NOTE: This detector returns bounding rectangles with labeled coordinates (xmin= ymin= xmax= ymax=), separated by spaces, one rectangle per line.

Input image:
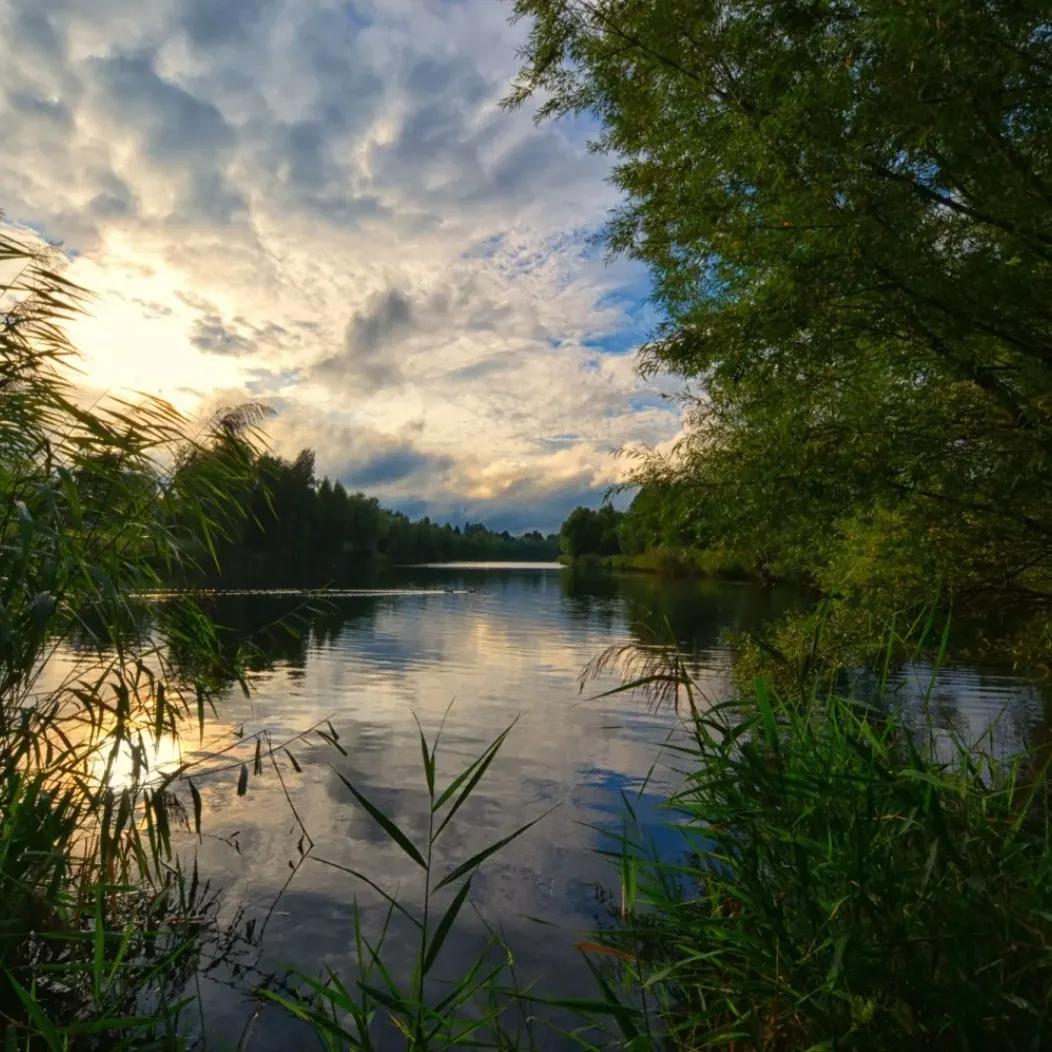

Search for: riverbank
xmin=562 ymin=545 xmax=779 ymax=582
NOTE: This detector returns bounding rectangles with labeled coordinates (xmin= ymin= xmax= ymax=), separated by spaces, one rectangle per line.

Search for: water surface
xmin=75 ymin=565 xmax=1048 ymax=1046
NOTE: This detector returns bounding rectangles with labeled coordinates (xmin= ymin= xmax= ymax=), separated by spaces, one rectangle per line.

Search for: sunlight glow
xmin=89 ymin=733 xmax=184 ymax=791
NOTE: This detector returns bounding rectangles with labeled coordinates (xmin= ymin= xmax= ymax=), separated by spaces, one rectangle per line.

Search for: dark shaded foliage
xmin=509 ymin=0 xmax=1052 ymax=667
xmin=187 ymin=451 xmax=559 ymax=587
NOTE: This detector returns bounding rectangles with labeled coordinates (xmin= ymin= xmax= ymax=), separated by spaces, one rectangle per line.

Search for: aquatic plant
xmin=0 ymin=224 xmax=273 ymax=1046
xmin=259 ymin=713 xmax=556 ymax=1049
xmin=587 ymin=669 xmax=1052 ymax=1049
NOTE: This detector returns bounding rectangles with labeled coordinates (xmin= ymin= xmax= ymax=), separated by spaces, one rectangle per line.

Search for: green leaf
xmin=433 ymin=723 xmax=516 ymax=840
xmin=92 ymin=892 xmax=105 ymax=1003
xmin=516 ymin=991 xmax=643 ymax=1024
xmin=434 ymin=810 xmax=549 ymax=891
xmin=3 ymin=972 xmax=64 ymax=1051
xmin=754 ymin=677 xmax=779 ymax=750
xmin=413 ymin=714 xmax=435 ymax=798
xmin=423 ymin=878 xmax=472 ymax=975
xmin=333 ymin=770 xmax=426 ymax=868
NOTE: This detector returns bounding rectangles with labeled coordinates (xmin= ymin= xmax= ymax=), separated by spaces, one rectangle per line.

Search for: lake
xmin=80 ymin=563 xmax=1050 ymax=1047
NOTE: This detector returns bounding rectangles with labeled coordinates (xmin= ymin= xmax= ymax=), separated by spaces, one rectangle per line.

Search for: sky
xmin=0 ymin=0 xmax=682 ymax=533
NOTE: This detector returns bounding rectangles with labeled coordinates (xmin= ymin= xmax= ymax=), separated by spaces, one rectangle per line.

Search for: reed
xmin=0 ymin=225 xmax=269 ymax=1047
xmin=588 ymin=684 xmax=1052 ymax=1049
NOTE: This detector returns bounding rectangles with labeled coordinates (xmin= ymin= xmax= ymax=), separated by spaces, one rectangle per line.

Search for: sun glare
xmin=90 ymin=732 xmax=184 ymax=791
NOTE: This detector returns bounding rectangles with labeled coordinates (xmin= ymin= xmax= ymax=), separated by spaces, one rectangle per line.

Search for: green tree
xmin=510 ymin=0 xmax=1052 ymax=658
xmin=560 ymin=504 xmax=624 ymax=557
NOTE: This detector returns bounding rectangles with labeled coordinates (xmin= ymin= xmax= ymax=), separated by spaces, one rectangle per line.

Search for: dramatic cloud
xmin=190 ymin=314 xmax=253 ymax=355
xmin=0 ymin=0 xmax=682 ymax=531
xmin=316 ymin=288 xmax=415 ymax=391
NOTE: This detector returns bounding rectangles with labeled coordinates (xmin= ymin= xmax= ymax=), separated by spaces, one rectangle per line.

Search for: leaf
xmin=574 ymin=941 xmax=637 ymax=962
xmin=3 ymin=972 xmax=63 ymax=1051
xmin=154 ymin=681 xmax=166 ymax=745
xmin=434 ymin=809 xmax=550 ymax=891
xmin=423 ymin=878 xmax=472 ymax=975
xmin=196 ymin=685 xmax=206 ymax=739
xmin=311 ymin=856 xmax=423 ymax=929
xmin=189 ymin=779 xmax=202 ymax=838
xmin=64 ymin=1014 xmax=158 ymax=1037
xmin=433 ymin=722 xmax=515 ymax=812
xmin=413 ymin=713 xmax=435 ymax=798
xmin=333 ymin=770 xmax=426 ymax=868
xmin=92 ymin=893 xmax=105 ymax=1002
xmin=516 ymin=990 xmax=643 ymax=1024
xmin=582 ymin=952 xmax=641 ymax=1041
xmin=754 ymin=677 xmax=779 ymax=750
xmin=586 ymin=673 xmax=684 ymax=702
xmin=317 ymin=729 xmax=347 ymax=756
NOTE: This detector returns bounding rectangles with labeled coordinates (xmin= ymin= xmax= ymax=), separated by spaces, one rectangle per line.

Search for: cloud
xmin=181 ymin=0 xmax=271 ymax=48
xmin=350 ymin=444 xmax=453 ymax=488
xmin=315 ymin=289 xmax=413 ymax=391
xmin=93 ymin=53 xmax=233 ymax=162
xmin=190 ymin=314 xmax=253 ymax=355
xmin=350 ymin=289 xmax=413 ymax=353
xmin=0 ymin=0 xmax=683 ymax=532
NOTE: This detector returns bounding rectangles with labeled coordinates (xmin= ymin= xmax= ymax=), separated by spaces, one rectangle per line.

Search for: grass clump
xmin=260 ymin=714 xmax=556 ymax=1050
xmin=595 ymin=684 xmax=1052 ymax=1050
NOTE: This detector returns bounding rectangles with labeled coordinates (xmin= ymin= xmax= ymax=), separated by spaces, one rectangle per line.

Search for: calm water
xmin=73 ymin=565 xmax=1050 ymax=1047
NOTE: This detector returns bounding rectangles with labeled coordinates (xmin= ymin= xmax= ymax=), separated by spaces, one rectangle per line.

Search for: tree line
xmin=183 ymin=448 xmax=558 ymax=586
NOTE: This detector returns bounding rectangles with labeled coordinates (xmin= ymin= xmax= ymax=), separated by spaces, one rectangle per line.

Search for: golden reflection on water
xmin=88 ymin=731 xmax=185 ymax=790
xmin=28 ymin=647 xmax=243 ymax=801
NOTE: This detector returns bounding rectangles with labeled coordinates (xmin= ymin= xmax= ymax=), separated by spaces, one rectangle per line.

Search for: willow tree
xmin=508 ymin=0 xmax=1052 ymax=658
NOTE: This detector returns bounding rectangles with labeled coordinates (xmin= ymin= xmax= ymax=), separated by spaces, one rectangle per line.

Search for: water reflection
xmin=89 ymin=732 xmax=184 ymax=790
xmin=50 ymin=565 xmax=1050 ymax=1047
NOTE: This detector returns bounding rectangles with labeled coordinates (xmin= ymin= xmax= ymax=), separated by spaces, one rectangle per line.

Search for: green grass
xmin=592 ymin=686 xmax=1052 ymax=1049
xmin=259 ymin=713 xmax=557 ymax=1050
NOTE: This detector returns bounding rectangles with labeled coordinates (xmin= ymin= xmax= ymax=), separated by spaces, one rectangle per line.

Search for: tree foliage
xmin=560 ymin=503 xmax=624 ymax=557
xmin=509 ymin=0 xmax=1052 ymax=656
xmin=194 ymin=451 xmax=559 ymax=586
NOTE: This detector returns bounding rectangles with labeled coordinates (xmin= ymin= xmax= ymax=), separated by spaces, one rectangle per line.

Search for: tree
xmin=560 ymin=504 xmax=624 ymax=557
xmin=510 ymin=0 xmax=1052 ymax=655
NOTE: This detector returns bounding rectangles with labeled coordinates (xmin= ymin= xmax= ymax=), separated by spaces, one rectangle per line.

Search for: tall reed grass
xmin=600 ymin=686 xmax=1052 ymax=1049
xmin=0 ymin=224 xmax=280 ymax=1047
